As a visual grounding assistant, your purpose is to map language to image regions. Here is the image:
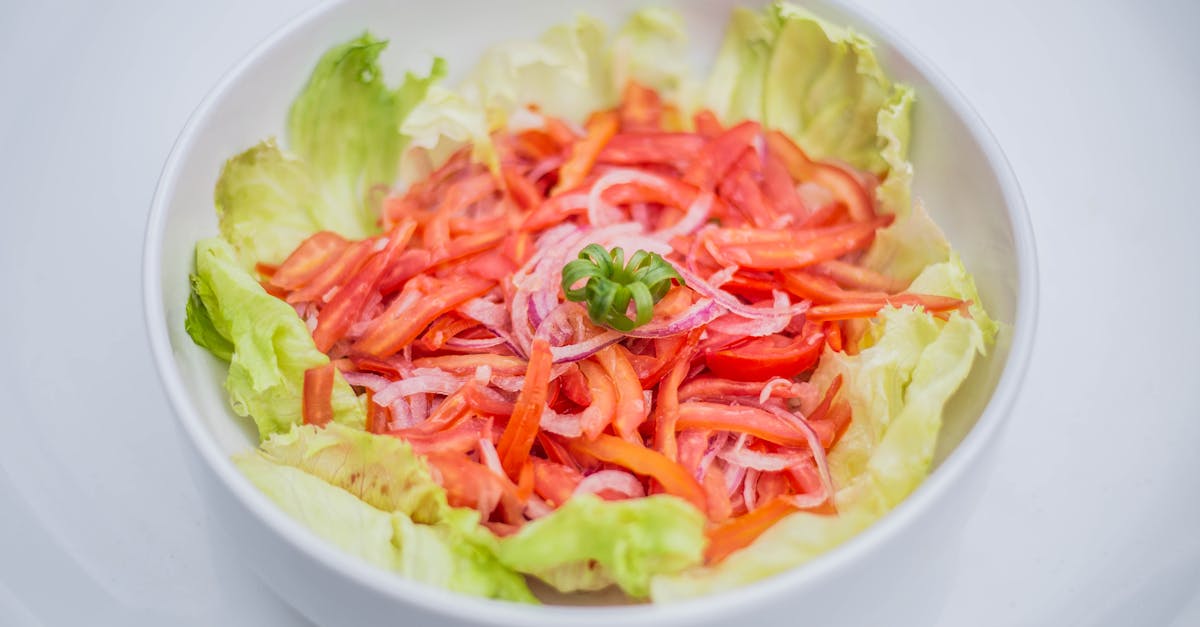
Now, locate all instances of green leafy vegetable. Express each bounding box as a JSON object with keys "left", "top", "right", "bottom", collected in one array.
[
  {"left": 611, "top": 7, "right": 692, "bottom": 103},
  {"left": 288, "top": 34, "right": 446, "bottom": 237},
  {"left": 185, "top": 274, "right": 234, "bottom": 361},
  {"left": 234, "top": 451, "right": 535, "bottom": 602},
  {"left": 497, "top": 494, "right": 705, "bottom": 598},
  {"left": 561, "top": 244, "right": 684, "bottom": 331},
  {"left": 190, "top": 237, "right": 364, "bottom": 439}
]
